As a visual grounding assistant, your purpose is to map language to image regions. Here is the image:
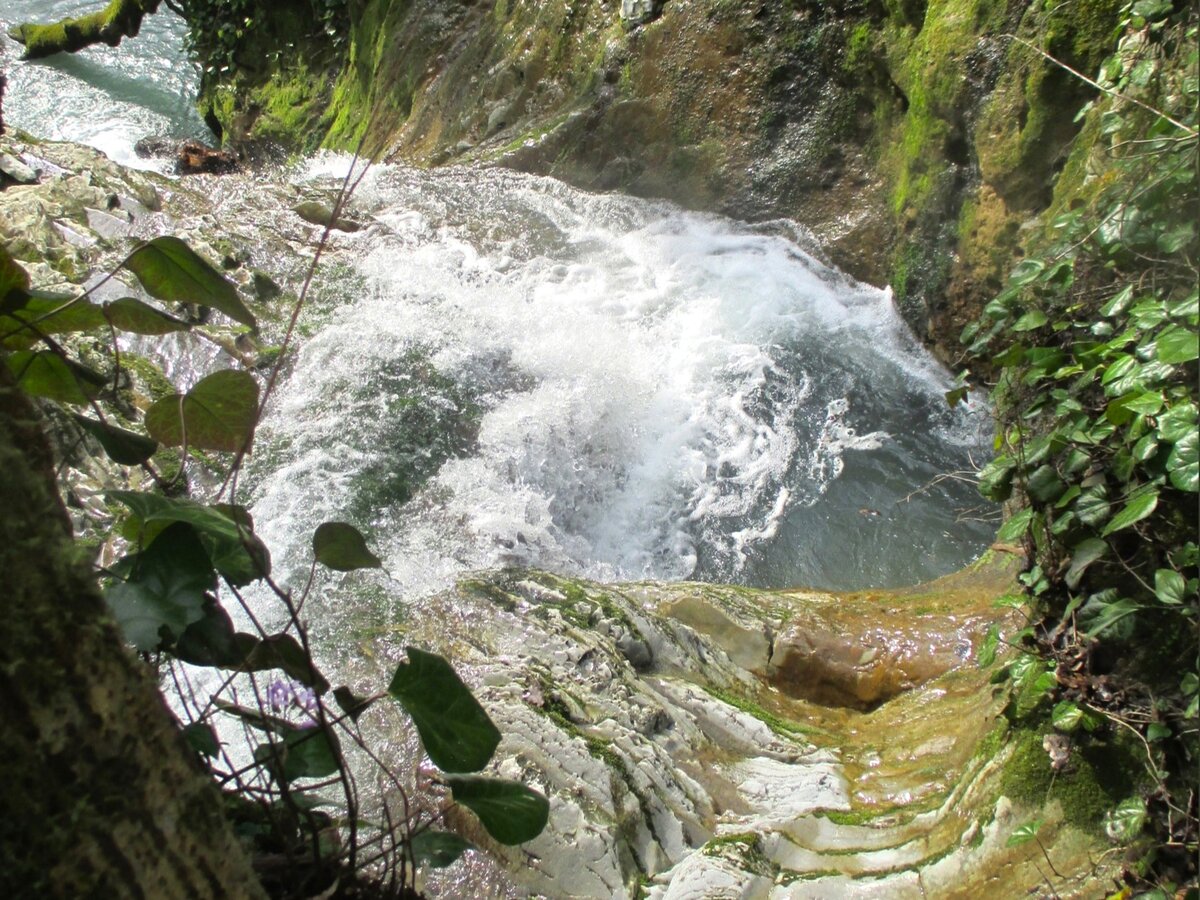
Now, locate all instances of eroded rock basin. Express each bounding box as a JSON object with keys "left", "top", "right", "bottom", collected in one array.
[{"left": 327, "top": 553, "right": 1119, "bottom": 898}]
